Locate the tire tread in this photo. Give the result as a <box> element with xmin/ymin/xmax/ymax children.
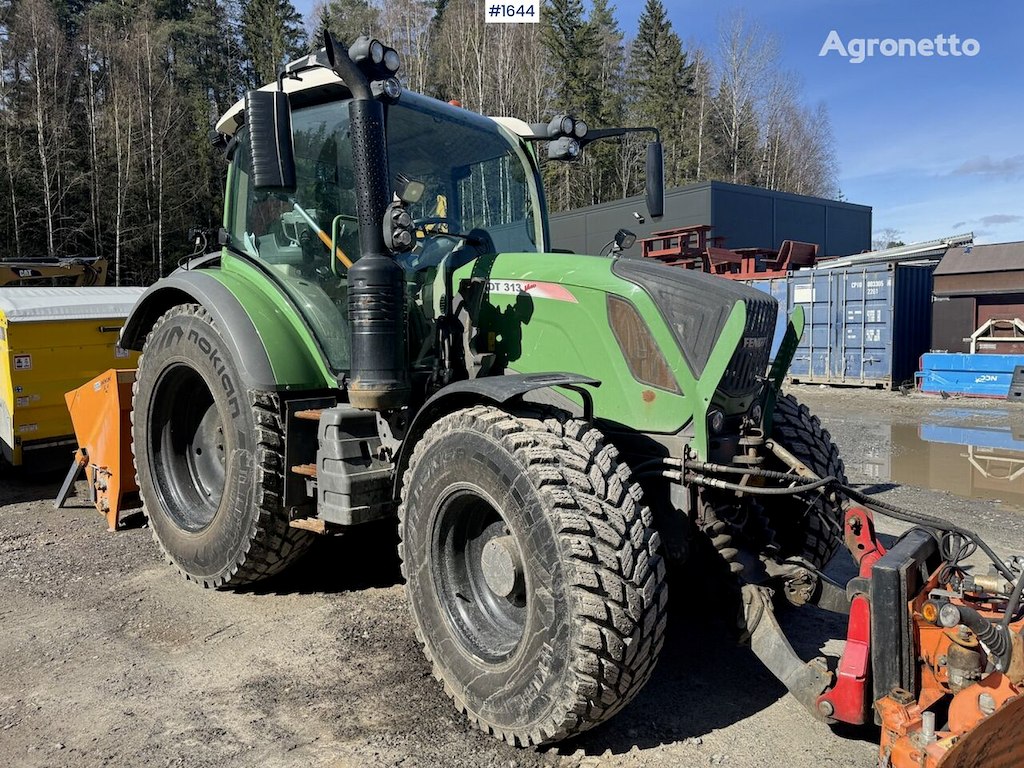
<box><xmin>397</xmin><ymin>405</ymin><xmax>668</xmax><ymax>746</ymax></box>
<box><xmin>131</xmin><ymin>303</ymin><xmax>312</xmax><ymax>589</ymax></box>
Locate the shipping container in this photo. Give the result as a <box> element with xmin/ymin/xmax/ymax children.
<box><xmin>0</xmin><ymin>287</ymin><xmax>143</xmax><ymax>468</ymax></box>
<box><xmin>750</xmin><ymin>263</ymin><xmax>934</xmax><ymax>389</ymax></box>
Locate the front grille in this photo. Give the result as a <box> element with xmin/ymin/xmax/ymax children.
<box><xmin>719</xmin><ymin>294</ymin><xmax>777</xmax><ymax>397</ymax></box>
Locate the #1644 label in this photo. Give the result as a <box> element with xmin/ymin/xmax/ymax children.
<box><xmin>486</xmin><ymin>1</ymin><xmax>538</xmax><ymax>23</ymax></box>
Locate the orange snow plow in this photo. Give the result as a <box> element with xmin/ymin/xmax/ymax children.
<box><xmin>739</xmin><ymin>486</ymin><xmax>1024</xmax><ymax>768</ymax></box>
<box><xmin>55</xmin><ymin>368</ymin><xmax>138</xmax><ymax>530</ymax></box>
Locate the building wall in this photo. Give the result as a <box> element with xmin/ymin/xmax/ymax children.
<box><xmin>548</xmin><ymin>180</ymin><xmax>871</xmax><ymax>258</ymax></box>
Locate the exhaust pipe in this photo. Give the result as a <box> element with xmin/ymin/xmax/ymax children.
<box><xmin>325</xmin><ymin>32</ymin><xmax>409</xmax><ymax>411</ymax></box>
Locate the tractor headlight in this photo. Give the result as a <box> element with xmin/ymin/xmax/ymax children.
<box><xmin>382</xmin><ymin>77</ymin><xmax>402</xmax><ymax>99</ymax></box>
<box><xmin>349</xmin><ymin>36</ymin><xmax>380</xmax><ymax>66</ymax></box>
<box><xmin>383</xmin><ymin>48</ymin><xmax>401</xmax><ymax>74</ymax></box>
<box><xmin>547</xmin><ymin>137</ymin><xmax>581</xmax><ymax>161</ymax></box>
<box><xmin>607</xmin><ymin>296</ymin><xmax>680</xmax><ymax>394</ymax></box>
<box><xmin>369</xmin><ymin>39</ymin><xmax>385</xmax><ymax>64</ymax></box>
<box><xmin>573</xmin><ymin>119</ymin><xmax>588</xmax><ymax>138</ymax></box>
<box><xmin>548</xmin><ymin>114</ymin><xmax>575</xmax><ymax>138</ymax></box>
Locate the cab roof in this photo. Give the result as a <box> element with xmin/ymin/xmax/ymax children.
<box><xmin>215</xmin><ymin>67</ymin><xmax>540</xmax><ymax>142</ymax></box>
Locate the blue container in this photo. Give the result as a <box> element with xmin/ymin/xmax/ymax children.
<box><xmin>750</xmin><ymin>263</ymin><xmax>934</xmax><ymax>389</ymax></box>
<box><xmin>917</xmin><ymin>353</ymin><xmax>1024</xmax><ymax>398</ymax></box>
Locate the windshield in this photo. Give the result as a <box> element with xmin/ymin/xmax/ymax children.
<box><xmin>228</xmin><ymin>93</ymin><xmax>543</xmax><ymax>374</ymax></box>
<box><xmin>387</xmin><ymin>95</ymin><xmax>544</xmax><ymax>256</ymax></box>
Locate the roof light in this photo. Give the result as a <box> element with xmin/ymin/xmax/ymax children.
<box><xmin>547</xmin><ymin>137</ymin><xmax>581</xmax><ymax>161</ymax></box>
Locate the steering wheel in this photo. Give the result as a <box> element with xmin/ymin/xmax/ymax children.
<box><xmin>412</xmin><ymin>216</ymin><xmax>461</xmax><ymax>234</ymax></box>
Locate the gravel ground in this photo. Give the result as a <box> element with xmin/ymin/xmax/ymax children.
<box><xmin>3</xmin><ymin>385</ymin><xmax>1024</xmax><ymax>768</ymax></box>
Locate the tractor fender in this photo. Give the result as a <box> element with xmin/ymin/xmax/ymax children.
<box><xmin>393</xmin><ymin>373</ymin><xmax>600</xmax><ymax>497</ymax></box>
<box><xmin>119</xmin><ymin>268</ymin><xmax>277</xmax><ymax>390</ymax></box>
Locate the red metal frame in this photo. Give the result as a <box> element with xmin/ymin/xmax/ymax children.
<box><xmin>816</xmin><ymin>504</ymin><xmax>887</xmax><ymax>725</ymax></box>
<box><xmin>637</xmin><ymin>228</ymin><xmax>821</xmax><ymax>279</ymax></box>
<box><xmin>813</xmin><ymin>502</ymin><xmax>1024</xmax><ymax>765</ymax></box>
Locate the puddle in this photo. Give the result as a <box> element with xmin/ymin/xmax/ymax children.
<box><xmin>843</xmin><ymin>408</ymin><xmax>1024</xmax><ymax>509</ymax></box>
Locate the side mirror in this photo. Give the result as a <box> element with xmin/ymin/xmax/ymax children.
<box><xmin>245</xmin><ymin>90</ymin><xmax>296</xmax><ymax>192</ymax></box>
<box><xmin>614</xmin><ymin>228</ymin><xmax>636</xmax><ymax>250</ymax></box>
<box><xmin>645</xmin><ymin>141</ymin><xmax>664</xmax><ymax>219</ymax></box>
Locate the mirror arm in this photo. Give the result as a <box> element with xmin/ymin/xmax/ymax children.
<box><xmin>577</xmin><ymin>126</ymin><xmax>659</xmax><ymax>148</ymax></box>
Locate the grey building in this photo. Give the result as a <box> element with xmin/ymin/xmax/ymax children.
<box><xmin>548</xmin><ymin>180</ymin><xmax>872</xmax><ymax>258</ymax></box>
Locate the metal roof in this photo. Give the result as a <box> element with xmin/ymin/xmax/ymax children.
<box><xmin>813</xmin><ymin>232</ymin><xmax>974</xmax><ymax>270</ymax></box>
<box><xmin>934</xmin><ymin>241</ymin><xmax>1024</xmax><ymax>276</ymax></box>
<box><xmin>0</xmin><ymin>287</ymin><xmax>145</xmax><ymax>322</ymax></box>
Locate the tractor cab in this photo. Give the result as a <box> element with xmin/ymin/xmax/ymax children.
<box><xmin>216</xmin><ymin>84</ymin><xmax>548</xmax><ymax>379</ymax></box>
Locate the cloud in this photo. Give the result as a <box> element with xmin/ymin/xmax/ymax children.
<box><xmin>952</xmin><ymin>154</ymin><xmax>1024</xmax><ymax>179</ymax></box>
<box><xmin>952</xmin><ymin>221</ymin><xmax>967</xmax><ymax>229</ymax></box>
<box><xmin>979</xmin><ymin>214</ymin><xmax>1024</xmax><ymax>226</ymax></box>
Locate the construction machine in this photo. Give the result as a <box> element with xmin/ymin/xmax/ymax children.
<box><xmin>0</xmin><ymin>256</ymin><xmax>108</xmax><ymax>286</ymax></box>
<box><xmin>111</xmin><ymin>31</ymin><xmax>1024</xmax><ymax>766</ymax></box>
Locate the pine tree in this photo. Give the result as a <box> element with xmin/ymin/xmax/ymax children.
<box><xmin>626</xmin><ymin>0</ymin><xmax>692</xmax><ymax>186</ymax></box>
<box><xmin>313</xmin><ymin>0</ymin><xmax>378</xmax><ymax>47</ymax></box>
<box><xmin>540</xmin><ymin>0</ymin><xmax>600</xmax><ymax>210</ymax></box>
<box><xmin>586</xmin><ymin>0</ymin><xmax>626</xmax><ymax>204</ymax></box>
<box><xmin>241</xmin><ymin>0</ymin><xmax>307</xmax><ymax>86</ymax></box>
<box><xmin>541</xmin><ymin>0</ymin><xmax>599</xmax><ymax>119</ymax></box>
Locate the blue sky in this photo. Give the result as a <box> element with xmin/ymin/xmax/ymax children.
<box><xmin>298</xmin><ymin>0</ymin><xmax>1024</xmax><ymax>246</ymax></box>
<box><xmin>640</xmin><ymin>0</ymin><xmax>1024</xmax><ymax>245</ymax></box>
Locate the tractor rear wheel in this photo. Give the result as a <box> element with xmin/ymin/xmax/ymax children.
<box><xmin>762</xmin><ymin>392</ymin><xmax>846</xmax><ymax>569</ymax></box>
<box><xmin>399</xmin><ymin>405</ymin><xmax>668</xmax><ymax>746</ymax></box>
<box><xmin>132</xmin><ymin>304</ymin><xmax>312</xmax><ymax>588</ymax></box>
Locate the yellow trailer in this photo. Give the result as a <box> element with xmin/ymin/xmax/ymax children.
<box><xmin>0</xmin><ymin>287</ymin><xmax>144</xmax><ymax>468</ymax></box>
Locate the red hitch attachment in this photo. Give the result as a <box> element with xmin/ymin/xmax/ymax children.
<box><xmin>816</xmin><ymin>504</ymin><xmax>887</xmax><ymax>725</ymax></box>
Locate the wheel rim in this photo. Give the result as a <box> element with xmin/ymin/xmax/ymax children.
<box><xmin>431</xmin><ymin>485</ymin><xmax>528</xmax><ymax>663</ymax></box>
<box><xmin>149</xmin><ymin>363</ymin><xmax>227</xmax><ymax>532</ymax></box>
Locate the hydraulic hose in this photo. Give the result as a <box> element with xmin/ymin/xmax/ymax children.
<box><xmin>688</xmin><ymin>460</ymin><xmax>825</xmax><ymax>484</ymax></box>
<box><xmin>631</xmin><ymin>455</ymin><xmax>1020</xmax><ymax>588</ymax></box>
<box><xmin>955</xmin><ymin>604</ymin><xmax>1011</xmax><ymax>669</ymax></box>
<box><xmin>1000</xmin><ymin>570</ymin><xmax>1024</xmax><ymax>632</ymax></box>
<box><xmin>838</xmin><ymin>483</ymin><xmax>1016</xmax><ymax>584</ymax></box>
<box><xmin>685</xmin><ymin>472</ymin><xmax>836</xmax><ymax>496</ymax></box>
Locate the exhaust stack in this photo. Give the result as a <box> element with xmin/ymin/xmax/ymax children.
<box><xmin>325</xmin><ymin>32</ymin><xmax>409</xmax><ymax>411</ymax></box>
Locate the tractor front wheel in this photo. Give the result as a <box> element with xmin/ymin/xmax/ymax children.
<box><xmin>132</xmin><ymin>304</ymin><xmax>312</xmax><ymax>588</ymax></box>
<box><xmin>399</xmin><ymin>406</ymin><xmax>668</xmax><ymax>745</ymax></box>
<box><xmin>762</xmin><ymin>392</ymin><xmax>846</xmax><ymax>569</ymax></box>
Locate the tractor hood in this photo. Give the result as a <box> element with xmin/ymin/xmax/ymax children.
<box><xmin>610</xmin><ymin>258</ymin><xmax>777</xmax><ymax>397</ymax></box>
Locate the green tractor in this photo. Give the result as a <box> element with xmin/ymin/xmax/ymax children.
<box><xmin>120</xmin><ymin>33</ymin><xmax>845</xmax><ymax>745</ymax></box>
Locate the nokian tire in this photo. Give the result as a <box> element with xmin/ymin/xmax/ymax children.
<box><xmin>132</xmin><ymin>304</ymin><xmax>312</xmax><ymax>588</ymax></box>
<box><xmin>398</xmin><ymin>406</ymin><xmax>668</xmax><ymax>746</ymax></box>
<box><xmin>762</xmin><ymin>393</ymin><xmax>846</xmax><ymax>569</ymax></box>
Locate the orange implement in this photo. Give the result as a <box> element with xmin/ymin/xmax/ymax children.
<box><xmin>877</xmin><ymin>576</ymin><xmax>1024</xmax><ymax>768</ymax></box>
<box><xmin>57</xmin><ymin>368</ymin><xmax>138</xmax><ymax>530</ymax></box>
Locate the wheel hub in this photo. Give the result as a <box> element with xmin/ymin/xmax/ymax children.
<box><xmin>481</xmin><ymin>536</ymin><xmax>522</xmax><ymax>598</ymax></box>
<box><xmin>431</xmin><ymin>487</ymin><xmax>528</xmax><ymax>662</ymax></box>
<box><xmin>149</xmin><ymin>364</ymin><xmax>227</xmax><ymax>532</ymax></box>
